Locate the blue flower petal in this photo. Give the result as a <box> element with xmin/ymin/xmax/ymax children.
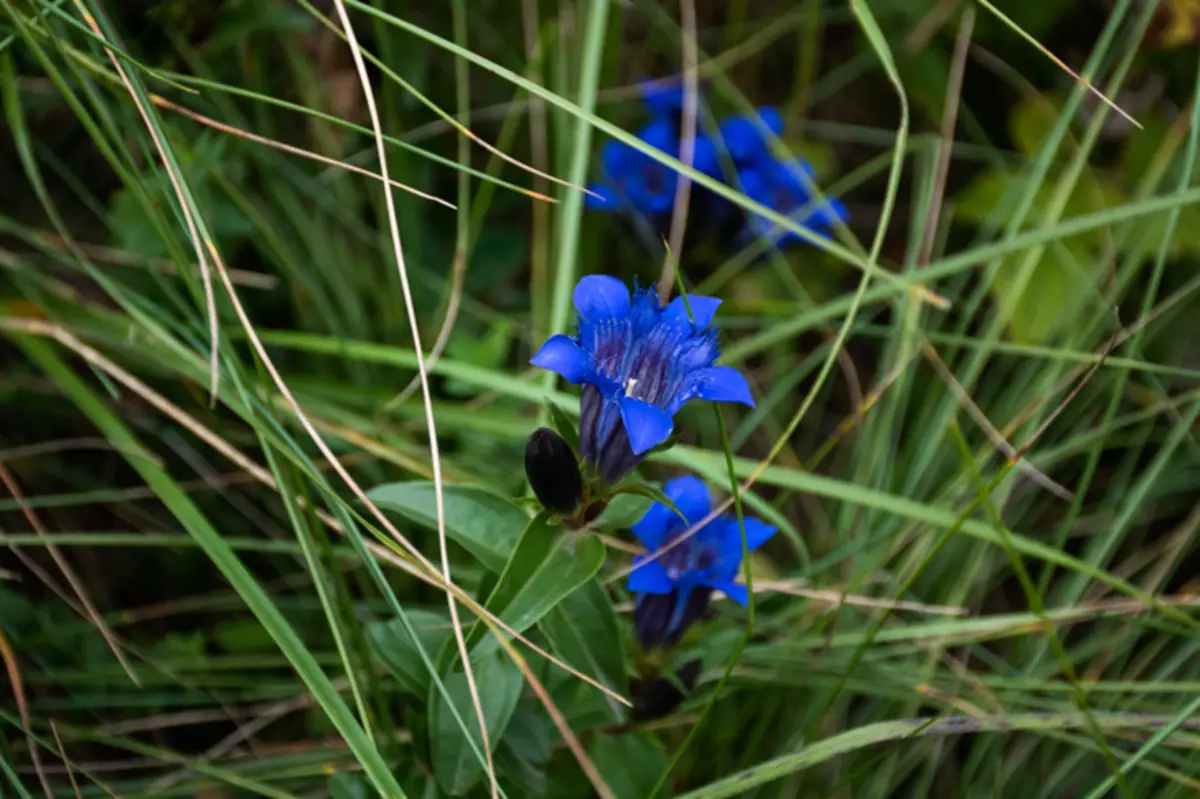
<box><xmin>631</xmin><ymin>503</ymin><xmax>674</xmax><ymax>550</ymax></box>
<box><xmin>601</xmin><ymin>140</ymin><xmax>631</xmax><ymax>177</ymax></box>
<box><xmin>724</xmin><ymin>516</ymin><xmax>777</xmax><ymax>551</ymax></box>
<box><xmin>776</xmin><ymin>157</ymin><xmax>816</xmax><ymax>194</ymax></box>
<box><xmin>530</xmin><ymin>335</ymin><xmax>595</xmax><ymax>384</ymax></box>
<box><xmin>584</xmin><ymin>182</ymin><xmax>621</xmax><ymax>211</ymax></box>
<box><xmin>719</xmin><ymin>117</ymin><xmax>762</xmax><ymax>163</ymax></box>
<box><xmin>628</xmin><ymin>556</ymin><xmax>674</xmax><ymax>594</ymax></box>
<box><xmin>687</xmin><ymin>366</ymin><xmax>754</xmax><ymax>408</ymax></box>
<box><xmin>720</xmin><ymin>108</ymin><xmax>783</xmax><ymax>163</ymax></box>
<box><xmin>756</xmin><ymin>106</ymin><xmax>784</xmax><ymax>136</ymax></box>
<box><xmin>707</xmin><ymin>578</ymin><xmax>749</xmax><ymax>606</ymax></box>
<box><xmin>691</xmin><ymin>135</ymin><xmax>722</xmax><ymax>176</ymax></box>
<box><xmin>662</xmin><ymin>295</ymin><xmax>722</xmax><ymax>330</ymax></box>
<box><xmin>620</xmin><ymin>397</ymin><xmax>675</xmax><ymax>455</ymax></box>
<box><xmin>813</xmin><ymin>196</ymin><xmax>849</xmax><ymax>228</ymax></box>
<box><xmin>662</xmin><ymin>475</ymin><xmax>714</xmax><ymax>526</ymax></box>
<box><xmin>638</xmin><ymin>119</ymin><xmax>679</xmax><ymax>155</ymax></box>
<box><xmin>639</xmin><ymin>79</ymin><xmax>685</xmax><ymax>116</ymax></box>
<box><xmin>573</xmin><ymin>275</ymin><xmax>631</xmax><ymax>322</ymax></box>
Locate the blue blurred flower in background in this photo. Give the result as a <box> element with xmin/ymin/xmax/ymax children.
<box><xmin>717</xmin><ymin>106</ymin><xmax>784</xmax><ymax>164</ymax></box>
<box><xmin>638</xmin><ymin>78</ymin><xmax>686</xmax><ymax>117</ymax></box>
<box><xmin>530</xmin><ymin>275</ymin><xmax>753</xmax><ymax>485</ymax></box>
<box><xmin>738</xmin><ymin>155</ymin><xmax>848</xmax><ymax>245</ymax></box>
<box><xmin>585</xmin><ymin>88</ymin><xmax>847</xmax><ymax>245</ymax></box>
<box><xmin>586</xmin><ymin>119</ymin><xmax>720</xmax><ymax>216</ymax></box>
<box><xmin>627</xmin><ymin>475</ymin><xmax>777</xmax><ymax>649</ymax></box>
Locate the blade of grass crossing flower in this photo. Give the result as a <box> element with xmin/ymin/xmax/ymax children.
<box><xmin>537</xmin><ymin>0</ymin><xmax>610</xmax><ymax>429</ymax></box>
<box><xmin>10</xmin><ymin>336</ymin><xmax>406</xmax><ymax>796</ymax></box>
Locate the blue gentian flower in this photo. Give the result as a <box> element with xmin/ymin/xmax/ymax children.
<box><xmin>638</xmin><ymin>78</ymin><xmax>685</xmax><ymax>117</ymax></box>
<box><xmin>739</xmin><ymin>156</ymin><xmax>848</xmax><ymax>246</ymax></box>
<box><xmin>585</xmin><ymin>120</ymin><xmax>720</xmax><ymax>216</ymax></box>
<box><xmin>718</xmin><ymin>106</ymin><xmax>784</xmax><ymax>165</ymax></box>
<box><xmin>530</xmin><ymin>276</ymin><xmax>753</xmax><ymax>485</ymax></box>
<box><xmin>627</xmin><ymin>476</ymin><xmax>776</xmax><ymax>649</ymax></box>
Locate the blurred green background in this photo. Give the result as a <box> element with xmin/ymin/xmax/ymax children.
<box><xmin>2</xmin><ymin>0</ymin><xmax>1200</xmax><ymax>796</ymax></box>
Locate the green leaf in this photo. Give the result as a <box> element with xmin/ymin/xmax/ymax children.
<box><xmin>465</xmin><ymin>512</ymin><xmax>606</xmax><ymax>661</ymax></box>
<box><xmin>429</xmin><ymin>649</ymin><xmax>523</xmax><ymax>796</ymax></box>
<box><xmin>328</xmin><ymin>772</ymin><xmax>371</xmax><ymax>799</ymax></box>
<box><xmin>588</xmin><ymin>732</ymin><xmax>670</xmax><ymax>799</ymax></box>
<box><xmin>494</xmin><ymin>700</ymin><xmax>551</xmax><ymax>795</ymax></box>
<box><xmin>366</xmin><ymin>481</ymin><xmax>529</xmax><ymax>572</ymax></box>
<box><xmin>548</xmin><ymin>400</ymin><xmax>580</xmax><ymax>453</ymax></box>
<box><xmin>446</xmin><ymin>320</ymin><xmax>514</xmax><ymax>397</ymax></box>
<box><xmin>368</xmin><ymin>609</ymin><xmax>451</xmax><ymax>696</ymax></box>
<box><xmin>213</xmin><ymin>618</ymin><xmax>275</xmax><ymax>653</ymax></box>
<box><xmin>590</xmin><ymin>491</ymin><xmax>653</xmax><ymax>533</ymax></box>
<box><xmin>611</xmin><ymin>481</ymin><xmax>686</xmax><ymax>525</ymax></box>
<box><xmin>12</xmin><ymin>336</ymin><xmax>406</xmax><ymax>797</ymax></box>
<box><xmin>1009</xmin><ymin>94</ymin><xmax>1062</xmax><ymax>156</ymax></box>
<box><xmin>990</xmin><ymin>241</ymin><xmax>1087</xmax><ymax>344</ymax></box>
<box><xmin>540</xmin><ymin>579</ymin><xmax>627</xmax><ymax>724</ymax></box>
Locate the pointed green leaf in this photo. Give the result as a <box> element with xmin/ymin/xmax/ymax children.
<box><xmin>366</xmin><ymin>481</ymin><xmax>529</xmax><ymax>572</ymax></box>
<box><xmin>429</xmin><ymin>649</ymin><xmax>523</xmax><ymax>795</ymax></box>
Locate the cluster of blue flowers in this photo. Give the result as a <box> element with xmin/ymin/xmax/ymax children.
<box><xmin>526</xmin><ymin>274</ymin><xmax>777</xmax><ymax>652</ymax></box>
<box><xmin>585</xmin><ymin>80</ymin><xmax>848</xmax><ymax>247</ymax></box>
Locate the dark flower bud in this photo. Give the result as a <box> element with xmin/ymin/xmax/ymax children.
<box><xmin>631</xmin><ymin>659</ymin><xmax>702</xmax><ymax>721</ymax></box>
<box><xmin>524</xmin><ymin>427</ymin><xmax>583</xmax><ymax>515</ymax></box>
<box><xmin>633</xmin><ymin>586</ymin><xmax>712</xmax><ymax>651</ymax></box>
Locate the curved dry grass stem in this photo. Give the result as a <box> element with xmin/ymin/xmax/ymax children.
<box><xmin>0</xmin><ymin>317</ymin><xmax>630</xmax><ymax>710</ymax></box>
<box><xmin>657</xmin><ymin>0</ymin><xmax>699</xmax><ymax>304</ymax></box>
<box><xmin>328</xmin><ymin>4</ymin><xmax>496</xmax><ymax>795</ymax></box>
<box><xmin>0</xmin><ymin>463</ymin><xmax>138</xmax><ymax>685</ymax></box>
<box><xmin>47</xmin><ymin>722</ymin><xmax>83</xmax><ymax>799</ymax></box>
<box><xmin>75</xmin><ymin>8</ymin><xmax>622</xmax><ymax>791</ymax></box>
<box><xmin>152</xmin><ymin>96</ymin><xmax>457</xmax><ymax>210</ymax></box>
<box><xmin>0</xmin><ymin>626</ymin><xmax>53</xmax><ymax>799</ymax></box>
<box><xmin>74</xmin><ymin>3</ymin><xmax>221</xmax><ymax>407</ymax></box>
<box><xmin>383</xmin><ymin>246</ymin><xmax>467</xmax><ymax>411</ymax></box>
<box><xmin>975</xmin><ymin>0</ymin><xmax>1141</xmax><ymax>130</ymax></box>
<box><xmin>921</xmin><ymin>342</ymin><xmax>1074</xmax><ymax>502</ymax></box>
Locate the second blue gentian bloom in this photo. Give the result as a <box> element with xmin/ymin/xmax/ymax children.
<box><xmin>531</xmin><ymin>275</ymin><xmax>753</xmax><ymax>485</ymax></box>
<box><xmin>627</xmin><ymin>475</ymin><xmax>777</xmax><ymax>649</ymax></box>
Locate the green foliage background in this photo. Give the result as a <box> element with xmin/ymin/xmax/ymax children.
<box><xmin>2</xmin><ymin>0</ymin><xmax>1200</xmax><ymax>796</ymax></box>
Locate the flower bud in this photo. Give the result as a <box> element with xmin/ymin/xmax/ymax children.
<box><xmin>631</xmin><ymin>659</ymin><xmax>701</xmax><ymax>721</ymax></box>
<box><xmin>633</xmin><ymin>586</ymin><xmax>713</xmax><ymax>651</ymax></box>
<box><xmin>524</xmin><ymin>427</ymin><xmax>583</xmax><ymax>515</ymax></box>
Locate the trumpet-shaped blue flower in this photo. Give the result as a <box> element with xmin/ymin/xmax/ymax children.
<box><xmin>531</xmin><ymin>276</ymin><xmax>753</xmax><ymax>485</ymax></box>
<box><xmin>740</xmin><ymin>156</ymin><xmax>848</xmax><ymax>246</ymax></box>
<box><xmin>627</xmin><ymin>476</ymin><xmax>777</xmax><ymax>649</ymax></box>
